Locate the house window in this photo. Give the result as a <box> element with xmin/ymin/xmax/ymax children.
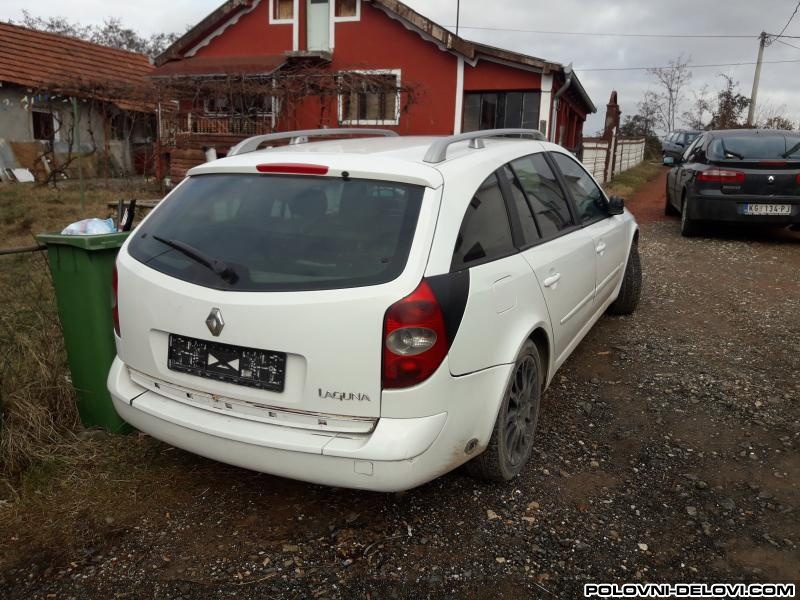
<box><xmin>335</xmin><ymin>0</ymin><xmax>358</xmax><ymax>18</ymax></box>
<box><xmin>463</xmin><ymin>91</ymin><xmax>541</xmax><ymax>132</ymax></box>
<box><xmin>204</xmin><ymin>95</ymin><xmax>276</xmax><ymax>117</ymax></box>
<box><xmin>32</xmin><ymin>109</ymin><xmax>56</xmax><ymax>141</ymax></box>
<box><xmin>204</xmin><ymin>97</ymin><xmax>230</xmax><ymax>115</ymax></box>
<box><xmin>339</xmin><ymin>71</ymin><xmax>400</xmax><ymax>125</ymax></box>
<box><xmin>271</xmin><ymin>0</ymin><xmax>294</xmax><ymax>21</ymax></box>
<box><xmin>110</xmin><ymin>113</ymin><xmax>131</xmax><ymax>140</ymax></box>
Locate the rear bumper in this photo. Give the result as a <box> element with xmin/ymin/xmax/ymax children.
<box><xmin>108</xmin><ymin>357</ymin><xmax>512</xmax><ymax>492</ymax></box>
<box><xmin>687</xmin><ymin>195</ymin><xmax>800</xmax><ymax>225</ymax></box>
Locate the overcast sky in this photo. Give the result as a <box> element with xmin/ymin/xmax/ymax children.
<box><xmin>2</xmin><ymin>0</ymin><xmax>799</xmax><ymax>133</ymax></box>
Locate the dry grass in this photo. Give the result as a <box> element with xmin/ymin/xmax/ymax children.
<box><xmin>603</xmin><ymin>161</ymin><xmax>664</xmax><ymax>200</ymax></box>
<box><xmin>0</xmin><ymin>180</ymin><xmax>159</xmax><ymax>248</ymax></box>
<box><xmin>0</xmin><ymin>253</ymin><xmax>78</xmax><ymax>477</ymax></box>
<box><xmin>0</xmin><ymin>180</ymin><xmax>159</xmax><ymax>485</ymax></box>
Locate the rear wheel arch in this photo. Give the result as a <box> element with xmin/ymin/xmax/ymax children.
<box><xmin>528</xmin><ymin>327</ymin><xmax>550</xmax><ymax>392</ymax></box>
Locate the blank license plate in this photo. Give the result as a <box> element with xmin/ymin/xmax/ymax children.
<box><xmin>742</xmin><ymin>204</ymin><xmax>792</xmax><ymax>216</ymax></box>
<box><xmin>167</xmin><ymin>334</ymin><xmax>286</xmax><ymax>392</ymax></box>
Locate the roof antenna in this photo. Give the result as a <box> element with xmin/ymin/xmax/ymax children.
<box><xmin>456</xmin><ymin>0</ymin><xmax>460</xmax><ymax>37</ymax></box>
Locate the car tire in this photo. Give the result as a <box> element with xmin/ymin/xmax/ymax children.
<box><xmin>466</xmin><ymin>341</ymin><xmax>542</xmax><ymax>483</ymax></box>
<box><xmin>664</xmin><ymin>181</ymin><xmax>679</xmax><ymax>216</ymax></box>
<box><xmin>607</xmin><ymin>242</ymin><xmax>642</xmax><ymax>316</ymax></box>
<box><xmin>680</xmin><ymin>194</ymin><xmax>701</xmax><ymax>237</ymax></box>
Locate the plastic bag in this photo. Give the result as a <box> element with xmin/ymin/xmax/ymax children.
<box><xmin>61</xmin><ymin>218</ymin><xmax>116</xmax><ymax>236</ymax></box>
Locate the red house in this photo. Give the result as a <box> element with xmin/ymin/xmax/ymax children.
<box><xmin>151</xmin><ymin>0</ymin><xmax>595</xmax><ymax>180</ymax></box>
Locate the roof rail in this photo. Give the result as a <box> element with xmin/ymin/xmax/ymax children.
<box><xmin>423</xmin><ymin>129</ymin><xmax>545</xmax><ymax>164</ymax></box>
<box><xmin>227</xmin><ymin>128</ymin><xmax>399</xmax><ymax>157</ymax></box>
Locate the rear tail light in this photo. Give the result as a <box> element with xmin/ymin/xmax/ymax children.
<box><xmin>796</xmin><ymin>173</ymin><xmax>800</xmax><ymax>186</ymax></box>
<box><xmin>112</xmin><ymin>263</ymin><xmax>120</xmax><ymax>337</ymax></box>
<box><xmin>697</xmin><ymin>168</ymin><xmax>746</xmax><ymax>184</ymax></box>
<box><xmin>382</xmin><ymin>280</ymin><xmax>447</xmax><ymax>389</ymax></box>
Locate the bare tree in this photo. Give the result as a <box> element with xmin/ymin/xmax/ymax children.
<box><xmin>647</xmin><ymin>54</ymin><xmax>693</xmax><ymax>132</ymax></box>
<box><xmin>18</xmin><ymin>11</ymin><xmax>178</xmax><ymax>58</ymax></box>
<box><xmin>681</xmin><ymin>85</ymin><xmax>711</xmax><ymax>130</ymax></box>
<box><xmin>755</xmin><ymin>99</ymin><xmax>797</xmax><ymax>130</ymax></box>
<box><xmin>637</xmin><ymin>91</ymin><xmax>662</xmax><ymax>137</ymax></box>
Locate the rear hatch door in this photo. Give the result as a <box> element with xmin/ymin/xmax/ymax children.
<box><xmin>709</xmin><ymin>134</ymin><xmax>800</xmax><ymax>197</ymax></box>
<box><xmin>118</xmin><ymin>172</ymin><xmax>439</xmax><ymax>423</ymax></box>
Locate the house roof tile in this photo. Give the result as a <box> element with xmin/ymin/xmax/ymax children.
<box><xmin>0</xmin><ymin>22</ymin><xmax>153</xmax><ymax>102</ymax></box>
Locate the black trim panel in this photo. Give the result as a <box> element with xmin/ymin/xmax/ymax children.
<box><xmin>426</xmin><ymin>271</ymin><xmax>470</xmax><ymax>349</ymax></box>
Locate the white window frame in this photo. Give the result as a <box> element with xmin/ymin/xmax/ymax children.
<box><xmin>31</xmin><ymin>107</ymin><xmax>61</xmax><ymax>142</ymax></box>
<box><xmin>333</xmin><ymin>0</ymin><xmax>360</xmax><ymax>22</ymax></box>
<box><xmin>269</xmin><ymin>0</ymin><xmax>296</xmax><ymax>24</ymax></box>
<box><xmin>337</xmin><ymin>69</ymin><xmax>401</xmax><ymax>126</ymax></box>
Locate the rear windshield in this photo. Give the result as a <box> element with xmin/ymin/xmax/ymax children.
<box><xmin>128</xmin><ymin>174</ymin><xmax>424</xmax><ymax>292</ymax></box>
<box><xmin>708</xmin><ymin>135</ymin><xmax>800</xmax><ymax>160</ymax></box>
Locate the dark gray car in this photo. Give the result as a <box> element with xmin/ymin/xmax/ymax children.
<box><xmin>662</xmin><ymin>130</ymin><xmax>701</xmax><ymax>164</ymax></box>
<box><xmin>665</xmin><ymin>129</ymin><xmax>800</xmax><ymax>236</ymax></box>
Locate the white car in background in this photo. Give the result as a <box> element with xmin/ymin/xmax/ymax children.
<box><xmin>108</xmin><ymin>128</ymin><xmax>641</xmax><ymax>492</ymax></box>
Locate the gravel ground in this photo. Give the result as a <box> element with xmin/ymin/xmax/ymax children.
<box><xmin>2</xmin><ymin>168</ymin><xmax>799</xmax><ymax>599</ymax></box>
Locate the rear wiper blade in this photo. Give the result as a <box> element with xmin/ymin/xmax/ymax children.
<box><xmin>153</xmin><ymin>235</ymin><xmax>238</xmax><ymax>284</ymax></box>
<box><xmin>782</xmin><ymin>141</ymin><xmax>800</xmax><ymax>158</ymax></box>
<box><xmin>719</xmin><ymin>141</ymin><xmax>743</xmax><ymax>160</ymax></box>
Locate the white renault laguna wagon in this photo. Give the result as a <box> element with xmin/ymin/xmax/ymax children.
<box><xmin>108</xmin><ymin>128</ymin><xmax>640</xmax><ymax>492</ymax></box>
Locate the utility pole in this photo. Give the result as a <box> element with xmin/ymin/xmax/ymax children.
<box><xmin>456</xmin><ymin>0</ymin><xmax>460</xmax><ymax>36</ymax></box>
<box><xmin>746</xmin><ymin>32</ymin><xmax>768</xmax><ymax>126</ymax></box>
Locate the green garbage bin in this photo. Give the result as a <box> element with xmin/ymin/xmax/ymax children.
<box><xmin>36</xmin><ymin>232</ymin><xmax>131</xmax><ymax>433</ymax></box>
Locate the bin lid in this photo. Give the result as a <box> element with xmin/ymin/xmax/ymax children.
<box><xmin>36</xmin><ymin>232</ymin><xmax>131</xmax><ymax>250</ymax></box>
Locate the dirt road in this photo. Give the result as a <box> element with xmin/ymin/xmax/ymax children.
<box><xmin>2</xmin><ymin>167</ymin><xmax>799</xmax><ymax>599</ymax></box>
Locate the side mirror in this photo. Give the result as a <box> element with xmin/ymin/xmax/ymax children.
<box><xmin>607</xmin><ymin>196</ymin><xmax>625</xmax><ymax>216</ymax></box>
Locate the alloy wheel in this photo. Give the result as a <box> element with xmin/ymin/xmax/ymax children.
<box><xmin>504</xmin><ymin>355</ymin><xmax>538</xmax><ymax>467</ymax></box>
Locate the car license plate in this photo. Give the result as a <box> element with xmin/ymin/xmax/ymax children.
<box><xmin>167</xmin><ymin>334</ymin><xmax>286</xmax><ymax>392</ymax></box>
<box><xmin>742</xmin><ymin>204</ymin><xmax>792</xmax><ymax>216</ymax></box>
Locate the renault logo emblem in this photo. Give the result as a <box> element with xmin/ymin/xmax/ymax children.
<box><xmin>206</xmin><ymin>308</ymin><xmax>225</xmax><ymax>337</ymax></box>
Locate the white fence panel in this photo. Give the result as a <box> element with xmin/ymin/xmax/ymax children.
<box><xmin>614</xmin><ymin>138</ymin><xmax>646</xmax><ymax>175</ymax></box>
<box><xmin>582</xmin><ymin>140</ymin><xmax>609</xmax><ymax>182</ymax></box>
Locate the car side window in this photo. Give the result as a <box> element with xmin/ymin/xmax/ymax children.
<box><xmin>451</xmin><ymin>172</ymin><xmax>516</xmax><ymax>270</ymax></box>
<box><xmin>501</xmin><ymin>165</ymin><xmax>541</xmax><ymax>245</ymax></box>
<box><xmin>549</xmin><ymin>153</ymin><xmax>607</xmax><ymax>224</ymax></box>
<box><xmin>683</xmin><ymin>134</ymin><xmax>705</xmax><ymax>162</ymax></box>
<box><xmin>510</xmin><ymin>154</ymin><xmax>575</xmax><ymax>239</ymax></box>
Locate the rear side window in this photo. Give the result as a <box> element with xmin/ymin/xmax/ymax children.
<box><xmin>451</xmin><ymin>173</ymin><xmax>515</xmax><ymax>269</ymax></box>
<box><xmin>708</xmin><ymin>135</ymin><xmax>800</xmax><ymax>160</ymax></box>
<box><xmin>511</xmin><ymin>154</ymin><xmax>575</xmax><ymax>238</ymax></box>
<box><xmin>128</xmin><ymin>174</ymin><xmax>424</xmax><ymax>292</ymax></box>
<box><xmin>683</xmin><ymin>134</ymin><xmax>705</xmax><ymax>162</ymax></box>
<box><xmin>501</xmin><ymin>165</ymin><xmax>541</xmax><ymax>245</ymax></box>
<box><xmin>550</xmin><ymin>153</ymin><xmax>607</xmax><ymax>224</ymax></box>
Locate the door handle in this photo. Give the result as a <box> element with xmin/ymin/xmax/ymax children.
<box><xmin>596</xmin><ymin>242</ymin><xmax>607</xmax><ymax>255</ymax></box>
<box><xmin>543</xmin><ymin>273</ymin><xmax>561</xmax><ymax>288</ymax></box>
